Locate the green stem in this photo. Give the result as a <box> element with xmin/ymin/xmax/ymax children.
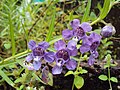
<box><xmin>90</xmin><ymin>18</ymin><xmax>101</xmax><ymax>26</ymax></box>
<box><xmin>76</xmin><ymin>54</ymin><xmax>82</xmax><ymax>71</ymax></box>
<box><xmin>9</xmin><ymin>13</ymin><xmax>15</xmax><ymax>56</ymax></box>
<box><xmin>108</xmin><ymin>67</ymin><xmax>112</xmax><ymax>90</ymax></box>
<box><xmin>72</xmin><ymin>78</ymin><xmax>75</xmax><ymax>90</ymax></box>
<box><xmin>0</xmin><ymin>50</ymin><xmax>29</xmax><ymax>64</ymax></box>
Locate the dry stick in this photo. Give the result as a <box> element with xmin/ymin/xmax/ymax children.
<box><xmin>28</xmin><ymin>1</ymin><xmax>53</xmax><ymax>35</ymax></box>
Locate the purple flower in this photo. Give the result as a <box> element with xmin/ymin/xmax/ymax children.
<box><xmin>62</xmin><ymin>19</ymin><xmax>92</xmax><ymax>40</ymax></box>
<box><xmin>80</xmin><ymin>33</ymin><xmax>101</xmax><ymax>65</ymax></box>
<box><xmin>26</xmin><ymin>40</ymin><xmax>54</xmax><ymax>70</ymax></box>
<box><xmin>101</xmin><ymin>25</ymin><xmax>116</xmax><ymax>38</ymax></box>
<box><xmin>52</xmin><ymin>40</ymin><xmax>77</xmax><ymax>75</ymax></box>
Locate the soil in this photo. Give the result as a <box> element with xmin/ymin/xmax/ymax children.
<box><xmin>45</xmin><ymin>60</ymin><xmax>120</xmax><ymax>90</ymax></box>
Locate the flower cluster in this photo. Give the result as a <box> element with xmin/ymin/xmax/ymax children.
<box><xmin>25</xmin><ymin>19</ymin><xmax>116</xmax><ymax>77</ymax></box>
<box><xmin>62</xmin><ymin>19</ymin><xmax>101</xmax><ymax>65</ymax></box>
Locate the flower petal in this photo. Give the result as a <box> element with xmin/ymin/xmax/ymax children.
<box><xmin>70</xmin><ymin>19</ymin><xmax>80</xmax><ymax>29</ymax></box>
<box><xmin>44</xmin><ymin>52</ymin><xmax>55</xmax><ymax>63</ymax></box>
<box><xmin>66</xmin><ymin>59</ymin><xmax>77</xmax><ymax>70</ymax></box>
<box><xmin>62</xmin><ymin>29</ymin><xmax>73</xmax><ymax>40</ymax></box>
<box><xmin>38</xmin><ymin>41</ymin><xmax>49</xmax><ymax>50</ymax></box>
<box><xmin>89</xmin><ymin>32</ymin><xmax>101</xmax><ymax>42</ymax></box>
<box><xmin>26</xmin><ymin>54</ymin><xmax>33</xmax><ymax>62</ymax></box>
<box><xmin>80</xmin><ymin>44</ymin><xmax>90</xmax><ymax>54</ymax></box>
<box><xmin>52</xmin><ymin>65</ymin><xmax>63</xmax><ymax>75</ymax></box>
<box><xmin>88</xmin><ymin>54</ymin><xmax>95</xmax><ymax>66</ymax></box>
<box><xmin>54</xmin><ymin>40</ymin><xmax>66</xmax><ymax>51</ymax></box>
<box><xmin>67</xmin><ymin>40</ymin><xmax>77</xmax><ymax>51</ymax></box>
<box><xmin>28</xmin><ymin>40</ymin><xmax>36</xmax><ymax>50</ymax></box>
<box><xmin>33</xmin><ymin>61</ymin><xmax>41</xmax><ymax>70</ymax></box>
<box><xmin>90</xmin><ymin>50</ymin><xmax>98</xmax><ymax>58</ymax></box>
<box><xmin>68</xmin><ymin>48</ymin><xmax>78</xmax><ymax>56</ymax></box>
<box><xmin>26</xmin><ymin>64</ymin><xmax>34</xmax><ymax>70</ymax></box>
<box><xmin>80</xmin><ymin>22</ymin><xmax>92</xmax><ymax>32</ymax></box>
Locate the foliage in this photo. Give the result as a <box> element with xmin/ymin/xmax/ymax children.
<box><xmin>0</xmin><ymin>0</ymin><xmax>119</xmax><ymax>90</ymax></box>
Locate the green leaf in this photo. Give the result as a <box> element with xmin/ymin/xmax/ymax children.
<box><xmin>46</xmin><ymin>6</ymin><xmax>56</xmax><ymax>42</ymax></box>
<box><xmin>104</xmin><ymin>64</ymin><xmax>109</xmax><ymax>69</ymax></box>
<box><xmin>4</xmin><ymin>43</ymin><xmax>11</xmax><ymax>49</ymax></box>
<box><xmin>89</xmin><ymin>12</ymin><xmax>97</xmax><ymax>21</ymax></box>
<box><xmin>32</xmin><ymin>73</ymin><xmax>46</xmax><ymax>85</ymax></box>
<box><xmin>99</xmin><ymin>0</ymin><xmax>110</xmax><ymax>19</ymax></box>
<box><xmin>48</xmin><ymin>73</ymin><xmax>53</xmax><ymax>86</ymax></box>
<box><xmin>105</xmin><ymin>54</ymin><xmax>111</xmax><ymax>67</ymax></box>
<box><xmin>14</xmin><ymin>77</ymin><xmax>22</xmax><ymax>83</ymax></box>
<box><xmin>110</xmin><ymin>77</ymin><xmax>118</xmax><ymax>83</ymax></box>
<box><xmin>74</xmin><ymin>76</ymin><xmax>84</xmax><ymax>89</ymax></box>
<box><xmin>80</xmin><ymin>69</ymin><xmax>88</xmax><ymax>74</ymax></box>
<box><xmin>49</xmin><ymin>35</ymin><xmax>62</xmax><ymax>45</ymax></box>
<box><xmin>81</xmin><ymin>0</ymin><xmax>91</xmax><ymax>22</ymax></box>
<box><xmin>98</xmin><ymin>75</ymin><xmax>108</xmax><ymax>81</ymax></box>
<box><xmin>65</xmin><ymin>71</ymin><xmax>74</xmax><ymax>76</ymax></box>
<box><xmin>0</xmin><ymin>69</ymin><xmax>15</xmax><ymax>87</ymax></box>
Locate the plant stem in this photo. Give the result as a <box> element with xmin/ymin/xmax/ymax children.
<box><xmin>72</xmin><ymin>78</ymin><xmax>75</xmax><ymax>90</ymax></box>
<box><xmin>108</xmin><ymin>67</ymin><xmax>112</xmax><ymax>90</ymax></box>
<box><xmin>76</xmin><ymin>54</ymin><xmax>82</xmax><ymax>71</ymax></box>
<box><xmin>90</xmin><ymin>18</ymin><xmax>101</xmax><ymax>26</ymax></box>
<box><xmin>0</xmin><ymin>50</ymin><xmax>29</xmax><ymax>64</ymax></box>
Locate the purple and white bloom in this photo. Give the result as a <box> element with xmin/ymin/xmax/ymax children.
<box><xmin>26</xmin><ymin>40</ymin><xmax>54</xmax><ymax>70</ymax></box>
<box><xmin>80</xmin><ymin>33</ymin><xmax>101</xmax><ymax>65</ymax></box>
<box><xmin>52</xmin><ymin>40</ymin><xmax>77</xmax><ymax>75</ymax></box>
<box><xmin>62</xmin><ymin>19</ymin><xmax>92</xmax><ymax>40</ymax></box>
<box><xmin>101</xmin><ymin>25</ymin><xmax>116</xmax><ymax>38</ymax></box>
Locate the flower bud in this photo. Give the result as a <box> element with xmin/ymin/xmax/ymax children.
<box><xmin>101</xmin><ymin>24</ymin><xmax>116</xmax><ymax>38</ymax></box>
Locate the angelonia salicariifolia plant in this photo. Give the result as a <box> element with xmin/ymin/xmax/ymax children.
<box><xmin>24</xmin><ymin>19</ymin><xmax>116</xmax><ymax>87</ymax></box>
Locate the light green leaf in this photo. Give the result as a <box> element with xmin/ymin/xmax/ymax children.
<box><xmin>65</xmin><ymin>71</ymin><xmax>74</xmax><ymax>76</ymax></box>
<box><xmin>80</xmin><ymin>69</ymin><xmax>88</xmax><ymax>74</ymax></box>
<box><xmin>105</xmin><ymin>54</ymin><xmax>111</xmax><ymax>67</ymax></box>
<box><xmin>81</xmin><ymin>0</ymin><xmax>91</xmax><ymax>22</ymax></box>
<box><xmin>98</xmin><ymin>74</ymin><xmax>108</xmax><ymax>81</ymax></box>
<box><xmin>48</xmin><ymin>73</ymin><xmax>53</xmax><ymax>86</ymax></box>
<box><xmin>46</xmin><ymin>6</ymin><xmax>56</xmax><ymax>42</ymax></box>
<box><xmin>99</xmin><ymin>0</ymin><xmax>110</xmax><ymax>19</ymax></box>
<box><xmin>14</xmin><ymin>77</ymin><xmax>22</xmax><ymax>83</ymax></box>
<box><xmin>110</xmin><ymin>77</ymin><xmax>118</xmax><ymax>83</ymax></box>
<box><xmin>0</xmin><ymin>69</ymin><xmax>15</xmax><ymax>87</ymax></box>
<box><xmin>74</xmin><ymin>76</ymin><xmax>84</xmax><ymax>89</ymax></box>
<box><xmin>4</xmin><ymin>43</ymin><xmax>11</xmax><ymax>49</ymax></box>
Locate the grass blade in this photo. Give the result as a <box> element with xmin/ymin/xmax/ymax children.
<box><xmin>9</xmin><ymin>12</ymin><xmax>16</xmax><ymax>56</ymax></box>
<box><xmin>99</xmin><ymin>0</ymin><xmax>110</xmax><ymax>19</ymax></box>
<box><xmin>81</xmin><ymin>0</ymin><xmax>91</xmax><ymax>22</ymax></box>
<box><xmin>0</xmin><ymin>69</ymin><xmax>15</xmax><ymax>87</ymax></box>
<box><xmin>46</xmin><ymin>6</ymin><xmax>56</xmax><ymax>42</ymax></box>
